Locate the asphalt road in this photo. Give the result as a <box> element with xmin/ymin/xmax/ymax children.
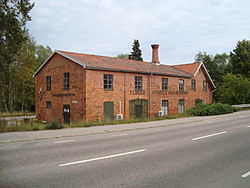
<box><xmin>1</xmin><ymin>113</ymin><xmax>250</xmax><ymax>187</ymax></box>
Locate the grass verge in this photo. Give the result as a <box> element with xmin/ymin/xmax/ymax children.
<box><xmin>0</xmin><ymin>113</ymin><xmax>192</xmax><ymax>133</ymax></box>
<box><xmin>0</xmin><ymin>112</ymin><xmax>35</xmax><ymax>117</ymax></box>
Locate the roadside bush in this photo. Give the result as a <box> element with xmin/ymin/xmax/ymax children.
<box><xmin>45</xmin><ymin>120</ymin><xmax>64</xmax><ymax>129</ymax></box>
<box><xmin>188</xmin><ymin>103</ymin><xmax>239</xmax><ymax>116</ymax></box>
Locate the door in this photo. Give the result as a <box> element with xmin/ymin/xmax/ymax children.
<box><xmin>135</xmin><ymin>105</ymin><xmax>143</xmax><ymax>118</ymax></box>
<box><xmin>104</xmin><ymin>102</ymin><xmax>114</xmax><ymax>121</ymax></box>
<box><xmin>161</xmin><ymin>100</ymin><xmax>168</xmax><ymax>115</ymax></box>
<box><xmin>63</xmin><ymin>105</ymin><xmax>70</xmax><ymax>123</ymax></box>
<box><xmin>129</xmin><ymin>99</ymin><xmax>148</xmax><ymax>119</ymax></box>
<box><xmin>178</xmin><ymin>99</ymin><xmax>184</xmax><ymax>114</ymax></box>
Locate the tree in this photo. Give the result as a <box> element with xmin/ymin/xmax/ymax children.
<box><xmin>130</xmin><ymin>39</ymin><xmax>143</xmax><ymax>61</ymax></box>
<box><xmin>230</xmin><ymin>39</ymin><xmax>250</xmax><ymax>78</ymax></box>
<box><xmin>117</xmin><ymin>54</ymin><xmax>129</xmax><ymax>60</ymax></box>
<box><xmin>35</xmin><ymin>45</ymin><xmax>53</xmax><ymax>66</ymax></box>
<box><xmin>217</xmin><ymin>74</ymin><xmax>250</xmax><ymax>105</ymax></box>
<box><xmin>0</xmin><ymin>0</ymin><xmax>34</xmax><ymax>112</ymax></box>
<box><xmin>195</xmin><ymin>52</ymin><xmax>229</xmax><ymax>86</ymax></box>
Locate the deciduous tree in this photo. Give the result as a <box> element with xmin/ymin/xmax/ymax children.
<box><xmin>230</xmin><ymin>39</ymin><xmax>250</xmax><ymax>78</ymax></box>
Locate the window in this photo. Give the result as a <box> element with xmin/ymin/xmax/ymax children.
<box><xmin>195</xmin><ymin>99</ymin><xmax>203</xmax><ymax>105</ymax></box>
<box><xmin>46</xmin><ymin>76</ymin><xmax>51</xmax><ymax>91</ymax></box>
<box><xmin>191</xmin><ymin>79</ymin><xmax>196</xmax><ymax>91</ymax></box>
<box><xmin>179</xmin><ymin>79</ymin><xmax>184</xmax><ymax>92</ymax></box>
<box><xmin>135</xmin><ymin>76</ymin><xmax>142</xmax><ymax>90</ymax></box>
<box><xmin>46</xmin><ymin>101</ymin><xmax>52</xmax><ymax>108</ymax></box>
<box><xmin>161</xmin><ymin>100</ymin><xmax>169</xmax><ymax>115</ymax></box>
<box><xmin>162</xmin><ymin>78</ymin><xmax>168</xmax><ymax>90</ymax></box>
<box><xmin>203</xmin><ymin>81</ymin><xmax>208</xmax><ymax>91</ymax></box>
<box><xmin>104</xmin><ymin>74</ymin><xmax>113</xmax><ymax>90</ymax></box>
<box><xmin>178</xmin><ymin>99</ymin><xmax>185</xmax><ymax>114</ymax></box>
<box><xmin>64</xmin><ymin>72</ymin><xmax>70</xmax><ymax>89</ymax></box>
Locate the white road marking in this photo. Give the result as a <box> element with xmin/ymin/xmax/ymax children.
<box><xmin>192</xmin><ymin>131</ymin><xmax>227</xmax><ymax>141</ymax></box>
<box><xmin>112</xmin><ymin>133</ymin><xmax>127</xmax><ymax>137</ymax></box>
<box><xmin>247</xmin><ymin>126</ymin><xmax>250</xmax><ymax>128</ymax></box>
<box><xmin>59</xmin><ymin>149</ymin><xmax>146</xmax><ymax>167</ymax></box>
<box><xmin>54</xmin><ymin>140</ymin><xmax>74</xmax><ymax>144</ymax></box>
<box><xmin>241</xmin><ymin>171</ymin><xmax>250</xmax><ymax>178</ymax></box>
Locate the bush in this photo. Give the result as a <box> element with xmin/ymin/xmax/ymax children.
<box><xmin>45</xmin><ymin>120</ymin><xmax>64</xmax><ymax>129</ymax></box>
<box><xmin>188</xmin><ymin>103</ymin><xmax>239</xmax><ymax>116</ymax></box>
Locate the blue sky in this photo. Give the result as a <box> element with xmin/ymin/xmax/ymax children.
<box><xmin>28</xmin><ymin>0</ymin><xmax>250</xmax><ymax>65</ymax></box>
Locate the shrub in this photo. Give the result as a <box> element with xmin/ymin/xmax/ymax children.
<box><xmin>188</xmin><ymin>103</ymin><xmax>238</xmax><ymax>116</ymax></box>
<box><xmin>45</xmin><ymin>120</ymin><xmax>64</xmax><ymax>129</ymax></box>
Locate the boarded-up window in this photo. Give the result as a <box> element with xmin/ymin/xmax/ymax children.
<box><xmin>46</xmin><ymin>76</ymin><xmax>51</xmax><ymax>91</ymax></box>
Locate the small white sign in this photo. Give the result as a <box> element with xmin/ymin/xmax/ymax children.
<box><xmin>72</xmin><ymin>100</ymin><xmax>79</xmax><ymax>104</ymax></box>
<box><xmin>64</xmin><ymin>109</ymin><xmax>70</xmax><ymax>113</ymax></box>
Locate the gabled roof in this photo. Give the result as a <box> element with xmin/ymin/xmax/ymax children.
<box><xmin>172</xmin><ymin>62</ymin><xmax>201</xmax><ymax>76</ymax></box>
<box><xmin>172</xmin><ymin>62</ymin><xmax>216</xmax><ymax>90</ymax></box>
<box><xmin>33</xmin><ymin>50</ymin><xmax>193</xmax><ymax>78</ymax></box>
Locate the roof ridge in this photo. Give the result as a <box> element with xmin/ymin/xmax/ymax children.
<box><xmin>57</xmin><ymin>50</ymin><xmax>153</xmax><ymax>64</ymax></box>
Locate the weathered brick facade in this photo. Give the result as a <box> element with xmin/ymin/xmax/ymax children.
<box><xmin>34</xmin><ymin>45</ymin><xmax>215</xmax><ymax>123</ymax></box>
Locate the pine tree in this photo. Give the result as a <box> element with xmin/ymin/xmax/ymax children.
<box><xmin>131</xmin><ymin>40</ymin><xmax>143</xmax><ymax>61</ymax></box>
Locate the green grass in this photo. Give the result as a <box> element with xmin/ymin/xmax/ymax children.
<box><xmin>65</xmin><ymin>113</ymin><xmax>193</xmax><ymax>129</ymax></box>
<box><xmin>0</xmin><ymin>112</ymin><xmax>35</xmax><ymax>117</ymax></box>
<box><xmin>0</xmin><ymin>113</ymin><xmax>193</xmax><ymax>133</ymax></box>
<box><xmin>0</xmin><ymin>119</ymin><xmax>46</xmax><ymax>133</ymax></box>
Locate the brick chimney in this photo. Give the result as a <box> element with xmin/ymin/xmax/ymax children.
<box><xmin>151</xmin><ymin>44</ymin><xmax>160</xmax><ymax>64</ymax></box>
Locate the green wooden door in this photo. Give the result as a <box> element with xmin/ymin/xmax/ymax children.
<box><xmin>129</xmin><ymin>99</ymin><xmax>148</xmax><ymax>119</ymax></box>
<box><xmin>104</xmin><ymin>102</ymin><xmax>114</xmax><ymax>121</ymax></box>
<box><xmin>63</xmin><ymin>105</ymin><xmax>70</xmax><ymax>124</ymax></box>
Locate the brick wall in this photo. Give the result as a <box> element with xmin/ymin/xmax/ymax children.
<box><xmin>35</xmin><ymin>55</ymin><xmax>213</xmax><ymax>122</ymax></box>
<box><xmin>85</xmin><ymin>68</ymin><xmax>213</xmax><ymax>121</ymax></box>
<box><xmin>35</xmin><ymin>54</ymin><xmax>85</xmax><ymax>122</ymax></box>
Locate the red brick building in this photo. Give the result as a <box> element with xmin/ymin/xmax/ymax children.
<box><xmin>34</xmin><ymin>44</ymin><xmax>216</xmax><ymax>123</ymax></box>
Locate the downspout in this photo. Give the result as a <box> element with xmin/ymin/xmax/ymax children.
<box><xmin>123</xmin><ymin>72</ymin><xmax>126</xmax><ymax>118</ymax></box>
<box><xmin>149</xmin><ymin>73</ymin><xmax>153</xmax><ymax>118</ymax></box>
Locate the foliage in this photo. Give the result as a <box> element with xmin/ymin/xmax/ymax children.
<box><xmin>0</xmin><ymin>0</ymin><xmax>34</xmax><ymax>112</ymax></box>
<box><xmin>230</xmin><ymin>39</ymin><xmax>250</xmax><ymax>78</ymax></box>
<box><xmin>117</xmin><ymin>54</ymin><xmax>129</xmax><ymax>59</ymax></box>
<box><xmin>45</xmin><ymin>120</ymin><xmax>64</xmax><ymax>129</ymax></box>
<box><xmin>188</xmin><ymin>103</ymin><xmax>238</xmax><ymax>116</ymax></box>
<box><xmin>217</xmin><ymin>74</ymin><xmax>250</xmax><ymax>105</ymax></box>
<box><xmin>0</xmin><ymin>119</ymin><xmax>46</xmax><ymax>132</ymax></box>
<box><xmin>130</xmin><ymin>39</ymin><xmax>143</xmax><ymax>61</ymax></box>
<box><xmin>195</xmin><ymin>52</ymin><xmax>229</xmax><ymax>86</ymax></box>
<box><xmin>0</xmin><ymin>111</ymin><xmax>35</xmax><ymax>117</ymax></box>
<box><xmin>35</xmin><ymin>45</ymin><xmax>53</xmax><ymax>65</ymax></box>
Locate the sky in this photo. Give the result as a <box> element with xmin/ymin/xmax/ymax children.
<box><xmin>28</xmin><ymin>0</ymin><xmax>250</xmax><ymax>65</ymax></box>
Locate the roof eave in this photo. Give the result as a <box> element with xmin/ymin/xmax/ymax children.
<box><xmin>33</xmin><ymin>50</ymin><xmax>86</xmax><ymax>77</ymax></box>
<box><xmin>197</xmin><ymin>62</ymin><xmax>216</xmax><ymax>89</ymax></box>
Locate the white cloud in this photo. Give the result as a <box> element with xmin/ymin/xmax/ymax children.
<box><xmin>28</xmin><ymin>0</ymin><xmax>250</xmax><ymax>64</ymax></box>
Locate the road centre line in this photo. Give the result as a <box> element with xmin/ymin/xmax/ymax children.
<box><xmin>59</xmin><ymin>149</ymin><xmax>146</xmax><ymax>167</ymax></box>
<box><xmin>192</xmin><ymin>131</ymin><xmax>227</xmax><ymax>141</ymax></box>
<box><xmin>241</xmin><ymin>171</ymin><xmax>250</xmax><ymax>178</ymax></box>
<box><xmin>112</xmin><ymin>133</ymin><xmax>127</xmax><ymax>137</ymax></box>
<box><xmin>54</xmin><ymin>140</ymin><xmax>74</xmax><ymax>144</ymax></box>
